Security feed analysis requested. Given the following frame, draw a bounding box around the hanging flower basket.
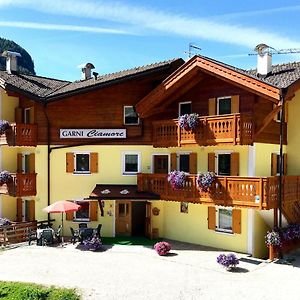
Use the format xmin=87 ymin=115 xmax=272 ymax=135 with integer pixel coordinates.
xmin=196 ymin=172 xmax=215 ymax=192
xmin=0 ymin=170 xmax=12 ymax=185
xmin=178 ymin=113 xmax=199 ymax=131
xmin=0 ymin=120 xmax=11 ymax=135
xmin=167 ymin=170 xmax=186 ymax=190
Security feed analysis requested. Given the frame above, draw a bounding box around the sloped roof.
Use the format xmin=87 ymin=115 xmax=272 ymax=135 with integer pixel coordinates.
xmin=0 ymin=58 xmax=184 ymax=102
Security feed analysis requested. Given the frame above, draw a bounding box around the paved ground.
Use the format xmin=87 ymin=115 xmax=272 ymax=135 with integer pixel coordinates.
xmin=0 ymin=240 xmax=300 ymax=300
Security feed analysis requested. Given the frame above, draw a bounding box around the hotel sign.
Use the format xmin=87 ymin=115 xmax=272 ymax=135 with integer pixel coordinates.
xmin=60 ymin=129 xmax=126 ymax=139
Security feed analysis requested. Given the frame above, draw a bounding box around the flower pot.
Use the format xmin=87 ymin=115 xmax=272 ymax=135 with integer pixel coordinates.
xmin=268 ymin=245 xmax=276 ymax=261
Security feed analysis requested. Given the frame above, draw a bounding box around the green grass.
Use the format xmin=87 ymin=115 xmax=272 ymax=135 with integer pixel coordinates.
xmin=0 ymin=281 xmax=80 ymax=300
xmin=101 ymin=236 xmax=161 ymax=246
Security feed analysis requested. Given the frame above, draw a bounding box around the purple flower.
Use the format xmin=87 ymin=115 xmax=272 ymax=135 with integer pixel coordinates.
xmin=0 ymin=120 xmax=10 ymax=135
xmin=168 ymin=171 xmax=186 ymax=190
xmin=0 ymin=170 xmax=12 ymax=185
xmin=217 ymin=253 xmax=239 ymax=269
xmin=179 ymin=113 xmax=199 ymax=131
xmin=265 ymin=230 xmax=281 ymax=246
xmin=197 ymin=172 xmax=215 ymax=192
xmin=83 ymin=234 xmax=102 ymax=251
xmin=154 ymin=241 xmax=171 ymax=256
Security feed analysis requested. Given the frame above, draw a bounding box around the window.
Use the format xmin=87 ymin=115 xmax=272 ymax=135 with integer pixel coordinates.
xmin=123 ymin=152 xmax=141 ymax=175
xmin=179 ymin=101 xmax=192 ymax=116
xmin=217 ymin=154 xmax=231 ymax=176
xmin=74 ymin=201 xmax=90 ymax=221
xmin=124 ymin=106 xmax=139 ymax=125
xmin=179 ymin=154 xmax=190 ymax=173
xmin=216 ymin=208 xmax=232 ymax=233
xmin=217 ymin=97 xmax=231 ymax=115
xmin=75 ymin=153 xmax=90 ymax=173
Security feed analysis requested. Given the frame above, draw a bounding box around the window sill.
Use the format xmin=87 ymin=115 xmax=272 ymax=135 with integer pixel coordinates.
xmin=215 ymin=229 xmax=233 ymax=235
xmin=122 ymin=172 xmax=138 ymax=176
xmin=73 ymin=172 xmax=91 ymax=176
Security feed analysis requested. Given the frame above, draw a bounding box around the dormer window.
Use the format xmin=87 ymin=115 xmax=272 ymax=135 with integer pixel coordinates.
xmin=179 ymin=101 xmax=191 ymax=117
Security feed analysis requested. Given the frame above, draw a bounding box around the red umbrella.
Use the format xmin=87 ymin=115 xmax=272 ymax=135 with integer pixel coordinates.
xmin=43 ymin=200 xmax=81 ymax=242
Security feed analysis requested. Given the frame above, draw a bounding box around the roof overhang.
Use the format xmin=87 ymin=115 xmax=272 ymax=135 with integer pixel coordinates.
xmin=88 ymin=184 xmax=160 ymax=200
xmin=136 ymin=55 xmax=282 ymax=118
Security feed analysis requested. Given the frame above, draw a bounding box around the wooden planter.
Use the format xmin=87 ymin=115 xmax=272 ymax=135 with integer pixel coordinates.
xmin=268 ymin=245 xmax=278 ymax=261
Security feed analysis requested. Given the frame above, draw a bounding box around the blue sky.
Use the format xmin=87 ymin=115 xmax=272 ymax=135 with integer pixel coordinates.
xmin=0 ymin=0 xmax=300 ymax=81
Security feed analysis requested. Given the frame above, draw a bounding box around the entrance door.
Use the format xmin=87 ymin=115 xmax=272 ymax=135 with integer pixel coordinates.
xmin=154 ymin=155 xmax=169 ymax=174
xmin=145 ymin=202 xmax=152 ymax=239
xmin=115 ymin=201 xmax=131 ymax=236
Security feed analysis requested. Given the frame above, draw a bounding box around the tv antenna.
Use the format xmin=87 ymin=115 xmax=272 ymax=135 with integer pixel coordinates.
xmin=249 ymin=43 xmax=300 ymax=56
xmin=184 ymin=43 xmax=201 ymax=58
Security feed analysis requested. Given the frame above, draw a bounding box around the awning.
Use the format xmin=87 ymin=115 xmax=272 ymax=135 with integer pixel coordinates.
xmin=88 ymin=184 xmax=160 ymax=200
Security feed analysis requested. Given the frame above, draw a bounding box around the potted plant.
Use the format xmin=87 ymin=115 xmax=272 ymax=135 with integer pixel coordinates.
xmin=167 ymin=170 xmax=186 ymax=190
xmin=178 ymin=113 xmax=199 ymax=131
xmin=0 ymin=170 xmax=12 ymax=185
xmin=0 ymin=120 xmax=11 ymax=135
xmin=265 ymin=229 xmax=281 ymax=260
xmin=0 ymin=217 xmax=11 ymax=227
xmin=196 ymin=172 xmax=215 ymax=192
xmin=154 ymin=241 xmax=171 ymax=256
xmin=83 ymin=234 xmax=102 ymax=251
xmin=217 ymin=253 xmax=239 ymax=270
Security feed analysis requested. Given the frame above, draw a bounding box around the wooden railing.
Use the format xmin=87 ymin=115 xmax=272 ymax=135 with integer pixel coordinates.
xmin=152 ymin=113 xmax=253 ymax=147
xmin=0 ymin=221 xmax=37 ymax=246
xmin=0 ymin=173 xmax=37 ymax=197
xmin=0 ymin=123 xmax=37 ymax=146
xmin=137 ymin=174 xmax=300 ymax=212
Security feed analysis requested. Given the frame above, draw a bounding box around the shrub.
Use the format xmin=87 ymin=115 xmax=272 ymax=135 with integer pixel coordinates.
xmin=154 ymin=241 xmax=171 ymax=256
xmin=217 ymin=253 xmax=239 ymax=270
xmin=83 ymin=234 xmax=102 ymax=251
xmin=0 ymin=120 xmax=10 ymax=135
xmin=196 ymin=172 xmax=215 ymax=192
xmin=178 ymin=113 xmax=199 ymax=131
xmin=168 ymin=170 xmax=186 ymax=190
xmin=0 ymin=170 xmax=12 ymax=185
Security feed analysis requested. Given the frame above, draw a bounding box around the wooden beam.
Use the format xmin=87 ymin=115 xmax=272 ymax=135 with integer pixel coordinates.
xmin=254 ymin=104 xmax=282 ymax=138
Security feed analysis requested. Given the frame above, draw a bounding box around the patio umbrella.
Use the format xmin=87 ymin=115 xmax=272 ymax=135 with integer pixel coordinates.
xmin=43 ymin=200 xmax=81 ymax=243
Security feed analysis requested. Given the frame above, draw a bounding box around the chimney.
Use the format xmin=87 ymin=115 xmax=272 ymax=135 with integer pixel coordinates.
xmin=78 ymin=62 xmax=95 ymax=80
xmin=2 ymin=51 xmax=21 ymax=74
xmin=254 ymin=44 xmax=272 ymax=76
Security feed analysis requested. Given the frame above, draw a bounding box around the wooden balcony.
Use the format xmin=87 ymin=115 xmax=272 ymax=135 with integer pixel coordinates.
xmin=152 ymin=113 xmax=253 ymax=148
xmin=137 ymin=173 xmax=300 ymax=212
xmin=0 ymin=173 xmax=37 ymax=197
xmin=0 ymin=123 xmax=37 ymax=146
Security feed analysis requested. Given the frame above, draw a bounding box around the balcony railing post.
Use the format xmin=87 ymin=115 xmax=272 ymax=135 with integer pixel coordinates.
xmin=233 ymin=114 xmax=237 ymax=145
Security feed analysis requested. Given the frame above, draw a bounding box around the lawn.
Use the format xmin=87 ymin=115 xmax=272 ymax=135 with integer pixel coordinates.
xmin=0 ymin=281 xmax=80 ymax=300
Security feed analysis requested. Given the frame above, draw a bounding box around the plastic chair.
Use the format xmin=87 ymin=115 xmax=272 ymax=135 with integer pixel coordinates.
xmin=79 ymin=228 xmax=94 ymax=243
xmin=41 ymin=229 xmax=54 ymax=246
xmin=96 ymin=224 xmax=102 ymax=238
xmin=70 ymin=227 xmax=80 ymax=244
xmin=78 ymin=223 xmax=87 ymax=229
xmin=55 ymin=225 xmax=62 ymax=243
xmin=27 ymin=229 xmax=37 ymax=245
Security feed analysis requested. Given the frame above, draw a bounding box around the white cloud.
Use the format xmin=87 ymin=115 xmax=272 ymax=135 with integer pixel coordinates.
xmin=0 ymin=20 xmax=133 ymax=35
xmin=1 ymin=0 xmax=300 ymax=49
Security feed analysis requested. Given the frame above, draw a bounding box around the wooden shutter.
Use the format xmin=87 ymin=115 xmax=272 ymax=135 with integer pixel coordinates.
xmin=208 ymin=153 xmax=215 ymax=172
xmin=16 ymin=198 xmax=22 ymax=222
xmin=28 ymin=200 xmax=35 ymax=221
xmin=17 ymin=153 xmax=23 ymax=173
xmin=29 ymin=106 xmax=35 ymax=124
xmin=271 ymin=153 xmax=278 ymax=176
xmin=90 ymin=152 xmax=98 ymax=173
xmin=232 ymin=209 xmax=241 ymax=234
xmin=283 ymin=153 xmax=287 ymax=175
xmin=29 ymin=153 xmax=35 ymax=173
xmin=284 ymin=103 xmax=288 ymax=122
xmin=171 ymin=153 xmax=177 ymax=171
xmin=208 ymin=206 xmax=216 ymax=230
xmin=89 ymin=201 xmax=98 ymax=221
xmin=208 ymin=98 xmax=216 ymax=115
xmin=15 ymin=107 xmax=23 ymax=123
xmin=189 ymin=153 xmax=197 ymax=174
xmin=66 ymin=153 xmax=74 ymax=173
xmin=231 ymin=95 xmax=240 ymax=113
xmin=230 ymin=152 xmax=239 ymax=176
xmin=66 ymin=211 xmax=73 ymax=221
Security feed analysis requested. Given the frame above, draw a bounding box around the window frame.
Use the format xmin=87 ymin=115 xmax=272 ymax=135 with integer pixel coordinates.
xmin=74 ymin=152 xmax=91 ymax=174
xmin=73 ymin=201 xmax=90 ymax=222
xmin=178 ymin=101 xmax=192 ymax=117
xmin=217 ymin=96 xmax=231 ymax=115
xmin=123 ymin=106 xmax=140 ymax=125
xmin=215 ymin=207 xmax=233 ymax=234
xmin=122 ymin=152 xmax=141 ymax=176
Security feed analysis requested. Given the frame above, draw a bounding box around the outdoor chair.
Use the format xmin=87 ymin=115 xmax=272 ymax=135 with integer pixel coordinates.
xmin=70 ymin=227 xmax=80 ymax=244
xmin=55 ymin=225 xmax=62 ymax=243
xmin=27 ymin=228 xmax=37 ymax=245
xmin=79 ymin=228 xmax=94 ymax=243
xmin=78 ymin=223 xmax=87 ymax=229
xmin=95 ymin=224 xmax=102 ymax=238
xmin=41 ymin=229 xmax=54 ymax=246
